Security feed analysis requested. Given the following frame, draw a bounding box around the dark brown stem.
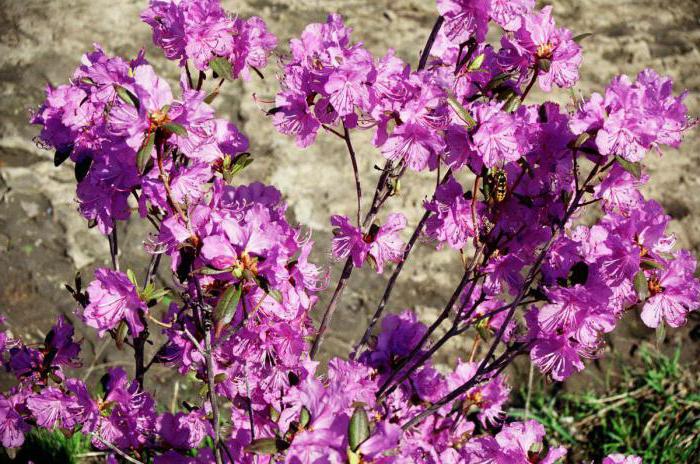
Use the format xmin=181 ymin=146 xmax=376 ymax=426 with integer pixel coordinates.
xmin=418 ymin=16 xmax=444 ymax=71
xmin=108 ymin=228 xmax=120 ymax=271
xmin=343 ymin=122 xmax=363 ymax=227
xmin=309 ymin=258 xmax=353 ymax=359
xmin=353 ymin=169 xmax=453 ymax=358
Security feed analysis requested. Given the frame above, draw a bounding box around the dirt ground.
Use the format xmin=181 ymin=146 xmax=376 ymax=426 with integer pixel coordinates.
xmin=1 ymin=0 xmax=699 ymax=396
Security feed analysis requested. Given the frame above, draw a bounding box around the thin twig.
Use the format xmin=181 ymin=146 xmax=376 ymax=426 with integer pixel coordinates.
xmin=91 ymin=434 xmax=145 ymax=464
xmin=418 ymin=16 xmax=444 ymax=71
xmin=342 ymin=122 xmax=363 ymax=227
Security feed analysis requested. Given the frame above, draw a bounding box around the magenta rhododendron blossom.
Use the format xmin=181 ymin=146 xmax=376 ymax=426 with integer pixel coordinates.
xmin=499 ymin=6 xmax=583 ymax=91
xmin=83 ymin=268 xmax=147 ymax=336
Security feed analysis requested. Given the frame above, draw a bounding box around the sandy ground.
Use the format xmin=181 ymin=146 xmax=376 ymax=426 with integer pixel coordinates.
xmin=1 ymin=0 xmax=699 ymax=394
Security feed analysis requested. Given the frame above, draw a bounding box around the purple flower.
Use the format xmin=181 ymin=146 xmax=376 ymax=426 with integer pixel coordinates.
xmin=436 ymin=0 xmax=490 ymax=44
xmin=499 ymin=6 xmax=582 ymax=91
xmin=83 ymin=268 xmax=147 ymax=336
xmin=424 ymin=176 xmax=477 ymax=250
xmin=472 ymin=101 xmax=524 ymax=168
xmin=272 ymin=91 xmax=321 ymax=148
xmin=331 ymin=214 xmax=369 ymax=267
xmin=0 ymin=396 xmax=27 ymax=448
xmin=640 ymin=250 xmax=700 ymax=328
xmin=26 ymin=387 xmax=79 ymax=429
xmin=368 ymin=212 xmax=407 ymax=273
xmin=603 ymin=454 xmax=643 ymax=464
xmin=489 ymin=0 xmax=535 ymax=31
xmin=157 ymin=410 xmax=212 ymax=449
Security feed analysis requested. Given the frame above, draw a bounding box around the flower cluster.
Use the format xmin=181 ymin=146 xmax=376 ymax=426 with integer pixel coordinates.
xmin=3 ymin=0 xmax=695 ymax=462
xmin=141 ymin=0 xmax=276 ymax=77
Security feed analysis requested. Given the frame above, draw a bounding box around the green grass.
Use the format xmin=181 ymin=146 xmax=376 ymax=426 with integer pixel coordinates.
xmin=0 ymin=428 xmax=92 ymax=464
xmin=511 ymin=345 xmax=700 ymax=463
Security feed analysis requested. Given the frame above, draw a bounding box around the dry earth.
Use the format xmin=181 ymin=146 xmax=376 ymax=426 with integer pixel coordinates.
xmin=0 ymin=0 xmax=699 ymax=397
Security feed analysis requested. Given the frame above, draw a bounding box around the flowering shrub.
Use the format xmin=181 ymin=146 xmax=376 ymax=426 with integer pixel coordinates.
xmin=2 ymin=0 xmax=697 ymax=462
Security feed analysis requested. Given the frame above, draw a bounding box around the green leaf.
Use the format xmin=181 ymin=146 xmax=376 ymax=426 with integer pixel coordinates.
xmin=538 ymin=58 xmax=552 ymax=73
xmin=227 ymin=153 xmax=254 ymax=179
xmin=114 ymin=85 xmax=140 ymax=110
xmin=163 ymin=122 xmax=188 ymax=137
xmin=299 ymin=407 xmax=311 ymax=428
xmin=347 ymin=449 xmax=361 ymax=464
xmin=210 ymin=57 xmax=233 ymax=81
xmin=447 ymin=96 xmax=477 ymax=128
xmin=126 ymin=269 xmax=138 ymax=287
xmin=615 ymin=155 xmax=642 ymax=179
xmin=485 ymin=72 xmax=512 ymax=90
xmin=196 ymin=266 xmax=234 ymax=276
xmin=503 ymin=93 xmax=521 ymax=113
xmin=467 ymin=53 xmax=485 ymax=71
xmin=267 ymin=289 xmax=283 ymax=304
xmin=572 ymin=132 xmax=591 ymax=149
xmin=203 ymin=91 xmax=219 ymax=104
xmin=115 ymin=321 xmax=129 ymax=351
xmin=54 ymin=145 xmax=73 ymax=167
xmin=137 ymin=132 xmax=155 ymax=174
xmin=348 ymin=406 xmax=370 ymax=452
xmin=245 ymin=437 xmax=284 ymax=455
xmin=634 ymin=270 xmax=649 ymax=301
xmin=214 ymin=373 xmax=228 ymax=384
xmin=573 ymin=33 xmax=593 ymax=43
xmin=213 ymin=284 xmax=242 ymax=326
xmin=641 ymin=259 xmax=665 ymax=270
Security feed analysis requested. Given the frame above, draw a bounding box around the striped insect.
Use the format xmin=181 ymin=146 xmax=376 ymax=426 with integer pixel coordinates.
xmin=489 ymin=167 xmax=508 ymax=203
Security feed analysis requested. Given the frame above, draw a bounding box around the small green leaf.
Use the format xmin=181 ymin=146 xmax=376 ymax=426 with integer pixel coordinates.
xmin=485 ymin=72 xmax=512 ymax=91
xmin=573 ymin=33 xmax=594 ymax=43
xmin=538 ymin=58 xmax=552 ymax=73
xmin=54 ymin=145 xmax=73 ymax=167
xmin=634 ymin=270 xmax=649 ymax=301
xmin=214 ymin=373 xmax=228 ymax=384
xmin=615 ymin=155 xmax=642 ymax=179
xmin=204 ymin=91 xmax=219 ymax=104
xmin=267 ymin=289 xmax=283 ymax=304
xmin=447 ymin=96 xmax=477 ymax=128
xmin=196 ymin=266 xmax=234 ymax=276
xmin=115 ymin=321 xmax=129 ymax=351
xmin=572 ymin=132 xmax=591 ymax=149
xmin=210 ymin=57 xmax=233 ymax=81
xmin=229 ymin=153 xmax=254 ymax=176
xmin=269 ymin=405 xmax=281 ymax=422
xmin=347 ymin=449 xmax=361 ymax=464
xmin=114 ymin=85 xmax=140 ymax=110
xmin=214 ymin=284 xmax=242 ymax=326
xmin=163 ymin=122 xmax=188 ymax=137
xmin=641 ymin=259 xmax=665 ymax=270
xmin=126 ymin=269 xmax=138 ymax=287
xmin=467 ymin=53 xmax=485 ymax=71
xmin=348 ymin=406 xmax=370 ymax=452
xmin=137 ymin=132 xmax=155 ymax=174
xmin=299 ymin=407 xmax=311 ymax=428
xmin=245 ymin=437 xmax=285 ymax=455
xmin=503 ymin=93 xmax=521 ymax=113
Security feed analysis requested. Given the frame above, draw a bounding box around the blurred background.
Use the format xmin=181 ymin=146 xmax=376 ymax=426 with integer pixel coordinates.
xmin=0 ymin=0 xmax=699 ymax=462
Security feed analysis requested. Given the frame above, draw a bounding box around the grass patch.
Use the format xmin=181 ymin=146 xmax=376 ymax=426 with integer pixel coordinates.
xmin=511 ymin=345 xmax=700 ymax=463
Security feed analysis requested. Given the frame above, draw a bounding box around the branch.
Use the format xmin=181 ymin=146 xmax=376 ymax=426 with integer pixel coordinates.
xmin=343 ymin=122 xmax=363 ymax=227
xmin=353 ymin=170 xmax=453 ymax=357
